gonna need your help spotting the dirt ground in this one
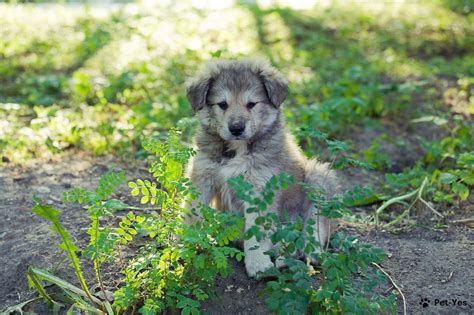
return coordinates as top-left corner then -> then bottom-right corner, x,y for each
0,152 -> 472,314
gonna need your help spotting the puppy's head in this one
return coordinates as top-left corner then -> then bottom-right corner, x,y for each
186,58 -> 288,141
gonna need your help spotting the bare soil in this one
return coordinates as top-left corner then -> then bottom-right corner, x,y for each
0,152 -> 472,314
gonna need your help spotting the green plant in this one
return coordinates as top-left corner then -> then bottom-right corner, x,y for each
361,136 -> 393,171
385,121 -> 473,205
225,126 -> 397,314
28,170 -> 138,313
116,130 -> 244,314
27,129 -> 244,314
228,174 -> 397,314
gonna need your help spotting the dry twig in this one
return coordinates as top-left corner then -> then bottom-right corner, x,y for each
417,179 -> 444,218
451,217 -> 474,224
372,263 -> 407,315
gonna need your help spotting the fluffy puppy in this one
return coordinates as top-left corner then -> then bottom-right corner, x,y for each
185,58 -> 339,277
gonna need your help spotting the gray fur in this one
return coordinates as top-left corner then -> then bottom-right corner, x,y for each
185,58 -> 339,278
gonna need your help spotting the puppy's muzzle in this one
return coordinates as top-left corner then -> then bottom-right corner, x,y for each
229,122 -> 246,136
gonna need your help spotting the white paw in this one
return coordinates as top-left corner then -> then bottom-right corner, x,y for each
275,256 -> 286,269
308,246 -> 322,265
245,251 -> 274,278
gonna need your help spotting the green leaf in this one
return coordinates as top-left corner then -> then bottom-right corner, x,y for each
127,212 -> 135,220
458,152 -> 474,168
452,182 -> 469,200
29,267 -> 102,309
116,228 -> 126,235
296,237 -> 305,250
456,170 -> 474,185
95,171 -> 126,200
102,199 -> 130,211
439,172 -> 458,184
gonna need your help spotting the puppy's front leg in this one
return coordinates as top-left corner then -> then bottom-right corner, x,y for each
184,182 -> 215,224
244,212 -> 274,278
184,158 -> 216,223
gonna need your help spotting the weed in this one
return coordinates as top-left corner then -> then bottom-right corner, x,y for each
27,130 -> 245,314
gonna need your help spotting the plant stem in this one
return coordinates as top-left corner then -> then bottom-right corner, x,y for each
56,226 -> 96,305
374,177 -> 431,226
375,187 -> 420,223
92,216 -> 110,305
95,260 -> 110,304
125,206 -> 162,211
383,199 -> 416,228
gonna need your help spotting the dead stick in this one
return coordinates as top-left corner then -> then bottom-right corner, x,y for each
372,263 -> 407,315
417,177 -> 444,218
451,217 -> 474,224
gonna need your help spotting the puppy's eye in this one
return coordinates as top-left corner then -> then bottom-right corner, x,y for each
247,102 -> 257,109
217,102 -> 228,110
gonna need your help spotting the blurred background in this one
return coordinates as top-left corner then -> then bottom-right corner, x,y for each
0,0 -> 472,198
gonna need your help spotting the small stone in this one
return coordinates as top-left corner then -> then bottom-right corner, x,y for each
95,290 -> 114,301
36,186 -> 51,194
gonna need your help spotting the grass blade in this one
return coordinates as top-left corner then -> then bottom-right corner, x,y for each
32,204 -> 96,304
27,268 -> 55,309
29,267 -> 103,306
1,297 -> 41,314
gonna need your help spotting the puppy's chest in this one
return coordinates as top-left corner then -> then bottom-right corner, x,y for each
219,155 -> 251,182
219,142 -> 267,181
218,145 -> 278,198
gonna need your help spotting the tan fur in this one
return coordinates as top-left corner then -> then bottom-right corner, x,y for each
186,58 -> 339,278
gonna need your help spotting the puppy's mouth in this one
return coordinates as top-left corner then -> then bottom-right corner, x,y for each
230,135 -> 248,140
220,129 -> 253,141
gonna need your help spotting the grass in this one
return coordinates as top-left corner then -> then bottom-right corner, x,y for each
1,2 -> 472,158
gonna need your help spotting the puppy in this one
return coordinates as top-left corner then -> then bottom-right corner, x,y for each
185,58 -> 339,277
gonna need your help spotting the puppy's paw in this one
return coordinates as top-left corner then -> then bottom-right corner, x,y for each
245,251 -> 274,278
275,256 -> 286,269
307,247 -> 323,266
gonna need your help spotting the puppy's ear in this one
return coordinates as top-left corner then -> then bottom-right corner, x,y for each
259,64 -> 288,107
186,77 -> 212,112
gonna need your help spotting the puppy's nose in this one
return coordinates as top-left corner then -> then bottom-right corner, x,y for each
229,122 -> 245,136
